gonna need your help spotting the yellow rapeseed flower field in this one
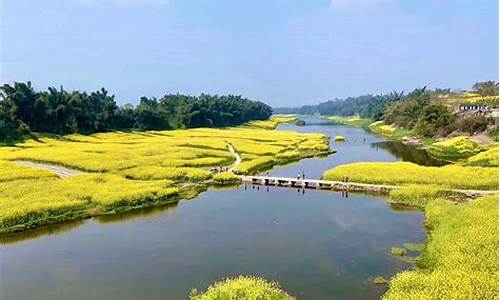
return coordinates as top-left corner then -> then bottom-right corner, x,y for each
0,118 -> 330,232
384,195 -> 498,300
427,136 -> 486,160
467,145 -> 499,167
322,161 -> 498,190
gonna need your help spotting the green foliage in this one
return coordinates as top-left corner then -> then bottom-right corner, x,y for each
414,104 -> 455,137
427,136 -> 485,160
0,81 -> 272,139
472,81 -> 499,97
274,92 -> 404,120
384,87 -> 456,138
322,162 -> 498,190
189,276 -> 294,300
454,115 -> 489,135
334,135 -> 345,142
383,196 -> 499,300
384,87 -> 430,129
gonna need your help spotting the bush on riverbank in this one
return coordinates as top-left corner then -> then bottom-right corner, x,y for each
334,136 -> 345,142
383,195 -> 499,300
427,136 -> 485,160
322,162 -> 498,190
190,276 -> 294,300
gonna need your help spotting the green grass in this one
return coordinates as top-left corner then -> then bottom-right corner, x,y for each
190,276 -> 294,300
383,195 -> 499,300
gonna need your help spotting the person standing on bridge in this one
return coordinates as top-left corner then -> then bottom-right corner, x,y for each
302,171 -> 305,180
297,172 -> 301,181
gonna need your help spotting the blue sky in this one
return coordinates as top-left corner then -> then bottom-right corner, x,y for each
1,0 -> 498,106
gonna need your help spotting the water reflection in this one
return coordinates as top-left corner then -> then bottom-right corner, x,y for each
0,219 -> 87,245
96,202 -> 179,224
371,141 -> 448,166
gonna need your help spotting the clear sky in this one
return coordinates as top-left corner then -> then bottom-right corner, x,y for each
1,0 -> 498,106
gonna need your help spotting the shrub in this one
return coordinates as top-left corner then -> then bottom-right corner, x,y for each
189,276 -> 294,300
334,136 -> 345,142
454,116 -> 489,135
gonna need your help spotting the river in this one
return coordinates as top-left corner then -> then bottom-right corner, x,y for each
1,118 -> 438,300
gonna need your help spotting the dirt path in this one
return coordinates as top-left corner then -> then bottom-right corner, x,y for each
227,144 -> 241,172
14,160 -> 84,178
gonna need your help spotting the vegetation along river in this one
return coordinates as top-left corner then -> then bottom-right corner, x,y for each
1,117 -> 443,300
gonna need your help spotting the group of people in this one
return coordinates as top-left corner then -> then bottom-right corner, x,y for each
210,166 -> 230,174
296,171 -> 306,180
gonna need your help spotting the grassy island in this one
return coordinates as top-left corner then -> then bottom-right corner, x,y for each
190,276 -> 294,300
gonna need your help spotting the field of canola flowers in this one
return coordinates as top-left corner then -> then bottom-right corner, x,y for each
322,161 -> 498,190
383,195 -> 498,300
0,116 -> 330,233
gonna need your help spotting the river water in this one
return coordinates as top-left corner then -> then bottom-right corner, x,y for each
0,119 -> 436,300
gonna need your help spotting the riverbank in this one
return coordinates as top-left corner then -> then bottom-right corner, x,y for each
0,116 -> 331,234
327,115 -> 498,164
322,160 -> 499,299
384,194 -> 498,299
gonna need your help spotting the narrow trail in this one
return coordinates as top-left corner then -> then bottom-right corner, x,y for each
227,144 -> 241,172
13,160 -> 84,178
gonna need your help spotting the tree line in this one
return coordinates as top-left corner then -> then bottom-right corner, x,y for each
0,82 -> 272,141
273,92 -> 404,120
274,81 -> 498,138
